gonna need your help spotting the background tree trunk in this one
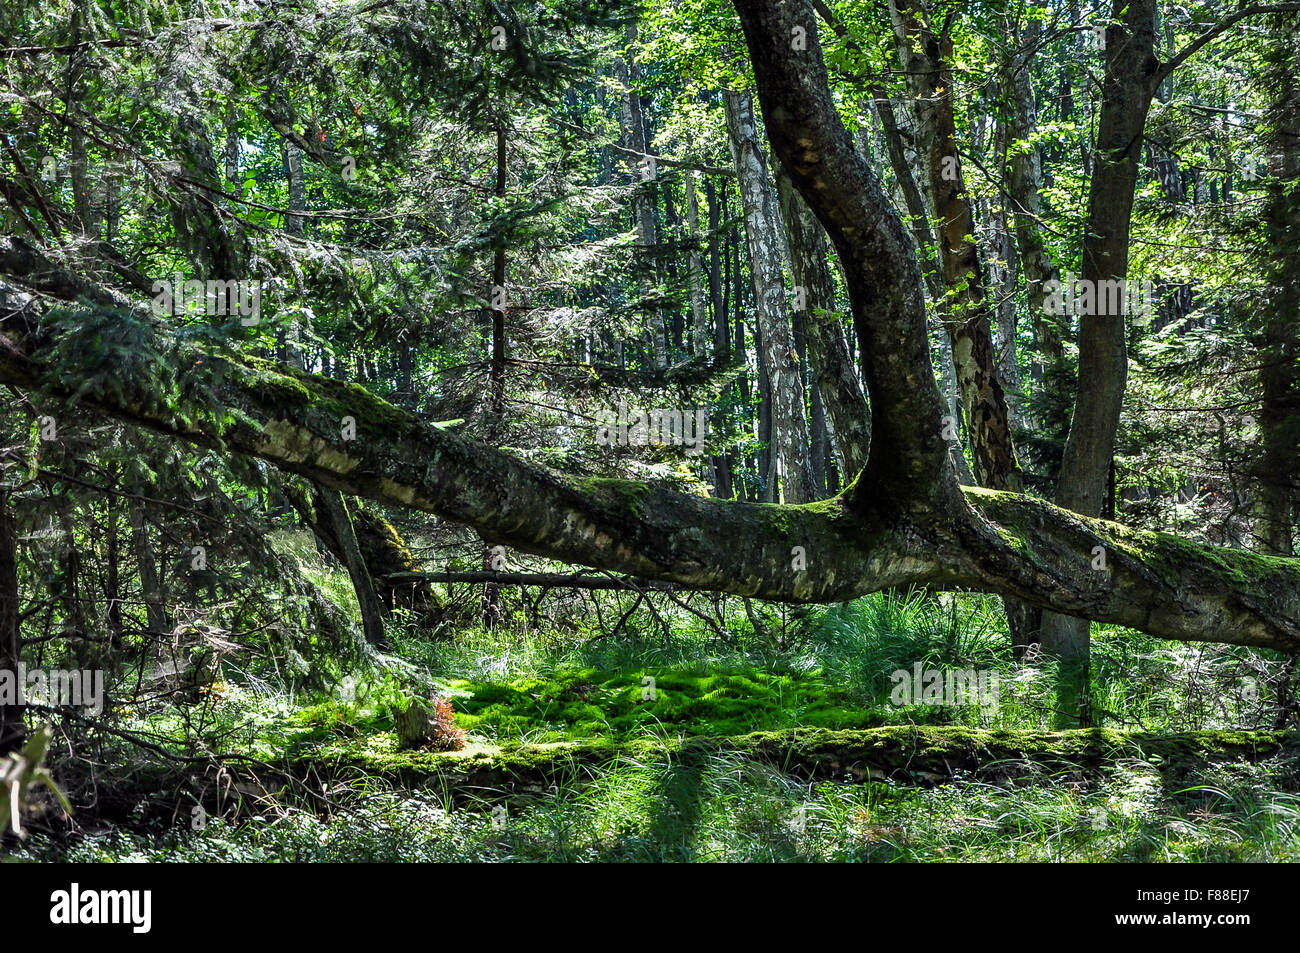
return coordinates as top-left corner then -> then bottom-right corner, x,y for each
482,121 -> 510,628
1041,0 -> 1162,725
617,23 -> 667,369
776,167 -> 870,481
0,489 -> 23,755
724,88 -> 815,504
1253,11 -> 1300,556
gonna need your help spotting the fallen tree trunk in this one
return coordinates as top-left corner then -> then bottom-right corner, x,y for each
0,283 -> 1295,651
2,0 -> 1298,657
66,724 -> 1300,829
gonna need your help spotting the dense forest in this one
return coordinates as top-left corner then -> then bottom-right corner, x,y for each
1,0 -> 1299,871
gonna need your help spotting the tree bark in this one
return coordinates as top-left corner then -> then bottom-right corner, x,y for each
5,3 -> 1300,663
483,122 -> 510,628
284,480 -> 436,618
281,139 -> 307,370
2,271 -> 1299,650
886,0 -> 1022,493
616,23 -> 667,369
313,486 -> 388,647
1002,17 -> 1069,479
685,172 -> 711,360
127,465 -> 168,638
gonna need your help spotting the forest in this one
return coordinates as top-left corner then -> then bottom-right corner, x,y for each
0,0 -> 1298,871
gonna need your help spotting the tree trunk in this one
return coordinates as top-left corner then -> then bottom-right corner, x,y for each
1253,11 -> 1300,556
724,88 -> 816,503
281,139 -> 307,369
733,226 -> 752,501
0,489 -> 23,755
706,178 -> 735,499
6,4 -> 1300,668
776,167 -> 871,481
616,23 -> 667,369
1040,0 -> 1163,725
5,252 -> 1300,651
128,468 -> 168,638
887,0 -> 1021,493
685,172 -> 710,359
483,122 -> 509,628
1002,17 -> 1069,480
313,486 -> 387,647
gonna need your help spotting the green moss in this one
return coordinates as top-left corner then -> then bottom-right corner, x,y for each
575,478 -> 654,518
1127,530 -> 1295,584
234,354 -> 420,440
441,667 -> 889,742
289,724 -> 1300,791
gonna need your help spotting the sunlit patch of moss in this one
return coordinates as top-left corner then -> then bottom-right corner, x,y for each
443,667 -> 893,743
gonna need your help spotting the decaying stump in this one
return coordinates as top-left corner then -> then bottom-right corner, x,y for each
393,695 -> 466,752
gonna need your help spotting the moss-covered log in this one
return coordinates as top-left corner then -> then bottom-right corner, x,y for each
294,726 -> 1300,793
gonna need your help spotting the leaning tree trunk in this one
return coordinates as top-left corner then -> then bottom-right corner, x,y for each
313,487 -> 388,647
283,479 -> 436,621
724,88 -> 816,504
5,232 -> 1300,650
6,1 -> 1300,677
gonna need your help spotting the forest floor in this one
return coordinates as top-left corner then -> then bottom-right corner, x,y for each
9,564 -> 1300,862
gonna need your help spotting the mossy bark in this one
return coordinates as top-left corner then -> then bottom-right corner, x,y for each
0,311 -> 1298,649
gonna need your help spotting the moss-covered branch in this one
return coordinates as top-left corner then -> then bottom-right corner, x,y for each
963,488 -> 1300,652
